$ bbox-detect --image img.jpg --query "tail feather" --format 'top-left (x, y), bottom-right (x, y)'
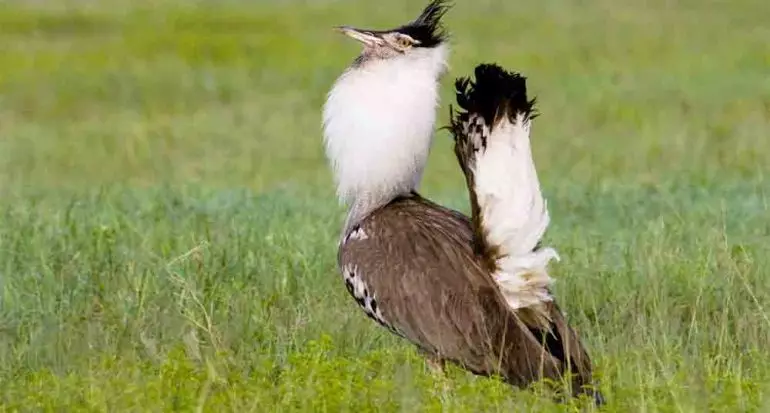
top-left (449, 64), bottom-right (556, 313)
top-left (449, 64), bottom-right (603, 404)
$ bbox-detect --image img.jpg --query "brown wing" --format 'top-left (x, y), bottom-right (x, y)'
top-left (338, 194), bottom-right (593, 391)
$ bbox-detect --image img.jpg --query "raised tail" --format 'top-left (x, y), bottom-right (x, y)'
top-left (449, 64), bottom-right (603, 403)
top-left (449, 64), bottom-right (557, 316)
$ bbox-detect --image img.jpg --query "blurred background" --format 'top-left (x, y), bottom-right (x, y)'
top-left (1, 0), bottom-right (769, 410)
top-left (1, 0), bottom-right (766, 195)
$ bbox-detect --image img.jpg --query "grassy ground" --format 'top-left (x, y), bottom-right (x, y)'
top-left (1, 0), bottom-right (769, 411)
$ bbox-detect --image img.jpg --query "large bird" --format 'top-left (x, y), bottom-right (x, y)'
top-left (322, 0), bottom-right (601, 402)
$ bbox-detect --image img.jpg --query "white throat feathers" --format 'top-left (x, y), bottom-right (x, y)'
top-left (323, 44), bottom-right (449, 226)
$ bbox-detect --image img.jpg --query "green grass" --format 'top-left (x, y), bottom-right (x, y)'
top-left (0, 0), bottom-right (769, 411)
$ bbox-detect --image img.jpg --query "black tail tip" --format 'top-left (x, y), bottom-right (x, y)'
top-left (452, 63), bottom-right (537, 127)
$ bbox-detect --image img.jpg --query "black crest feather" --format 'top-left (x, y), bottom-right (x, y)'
top-left (450, 63), bottom-right (538, 133)
top-left (399, 0), bottom-right (451, 48)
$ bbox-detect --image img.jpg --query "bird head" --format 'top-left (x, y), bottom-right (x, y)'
top-left (334, 0), bottom-right (450, 65)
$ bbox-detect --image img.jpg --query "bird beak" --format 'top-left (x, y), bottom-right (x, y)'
top-left (335, 26), bottom-right (385, 47)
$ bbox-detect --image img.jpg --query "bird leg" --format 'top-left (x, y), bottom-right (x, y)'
top-left (425, 355), bottom-right (446, 375)
top-left (420, 351), bottom-right (450, 397)
top-left (418, 349), bottom-right (445, 373)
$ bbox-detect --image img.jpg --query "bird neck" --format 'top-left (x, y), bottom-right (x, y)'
top-left (342, 193), bottom-right (390, 235)
top-left (322, 44), bottom-right (448, 232)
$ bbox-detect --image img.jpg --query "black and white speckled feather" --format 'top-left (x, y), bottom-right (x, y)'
top-left (341, 225), bottom-right (368, 246)
top-left (341, 263), bottom-right (404, 338)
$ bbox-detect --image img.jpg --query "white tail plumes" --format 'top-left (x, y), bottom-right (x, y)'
top-left (450, 64), bottom-right (557, 312)
top-left (474, 113), bottom-right (558, 310)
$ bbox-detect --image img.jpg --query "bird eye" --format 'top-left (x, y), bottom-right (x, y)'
top-left (397, 37), bottom-right (413, 48)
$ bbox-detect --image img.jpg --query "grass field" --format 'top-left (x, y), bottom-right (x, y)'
top-left (1, 0), bottom-right (769, 411)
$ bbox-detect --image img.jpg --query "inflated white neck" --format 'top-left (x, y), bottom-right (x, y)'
top-left (322, 44), bottom-right (448, 224)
